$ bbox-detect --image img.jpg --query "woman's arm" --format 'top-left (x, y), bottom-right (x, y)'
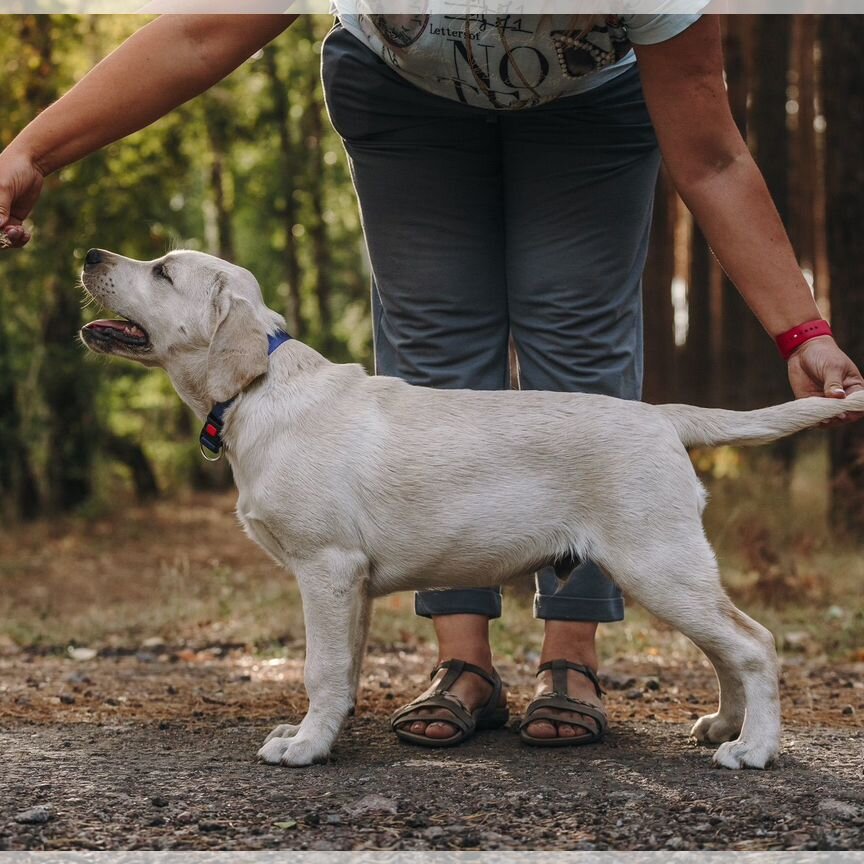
top-left (635, 15), bottom-right (863, 402)
top-left (0, 14), bottom-right (295, 244)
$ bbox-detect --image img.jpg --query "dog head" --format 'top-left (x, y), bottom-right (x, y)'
top-left (80, 249), bottom-right (286, 411)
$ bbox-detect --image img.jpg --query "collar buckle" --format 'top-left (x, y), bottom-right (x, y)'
top-left (199, 411), bottom-right (225, 462)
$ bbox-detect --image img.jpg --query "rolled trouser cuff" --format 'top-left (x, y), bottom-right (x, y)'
top-left (533, 593), bottom-right (625, 622)
top-left (414, 588), bottom-right (503, 620)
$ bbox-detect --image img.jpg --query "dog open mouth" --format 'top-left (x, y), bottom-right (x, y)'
top-left (81, 318), bottom-right (151, 351)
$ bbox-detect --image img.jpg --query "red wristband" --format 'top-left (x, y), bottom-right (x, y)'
top-left (775, 319), bottom-right (833, 361)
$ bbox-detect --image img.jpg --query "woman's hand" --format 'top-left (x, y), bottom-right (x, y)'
top-left (787, 336), bottom-right (864, 423)
top-left (0, 145), bottom-right (44, 249)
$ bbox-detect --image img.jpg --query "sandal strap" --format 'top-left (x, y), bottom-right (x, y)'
top-left (519, 694), bottom-right (609, 736)
top-left (391, 659), bottom-right (503, 734)
top-left (536, 659), bottom-right (605, 698)
top-left (391, 694), bottom-right (474, 734)
top-left (431, 658), bottom-right (499, 692)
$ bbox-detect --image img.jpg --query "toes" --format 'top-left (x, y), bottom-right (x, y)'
top-left (424, 721), bottom-right (459, 740)
top-left (408, 720), bottom-right (428, 735)
top-left (525, 720), bottom-right (558, 739)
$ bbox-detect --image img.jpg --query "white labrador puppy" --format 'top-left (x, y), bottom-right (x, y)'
top-left (79, 248), bottom-right (863, 770)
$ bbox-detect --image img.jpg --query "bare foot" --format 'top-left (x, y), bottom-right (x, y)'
top-left (522, 620), bottom-right (606, 741)
top-left (395, 614), bottom-right (505, 741)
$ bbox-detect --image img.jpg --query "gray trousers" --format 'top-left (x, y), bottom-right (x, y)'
top-left (322, 25), bottom-right (661, 623)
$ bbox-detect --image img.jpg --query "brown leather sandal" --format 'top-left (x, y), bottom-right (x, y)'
top-left (390, 659), bottom-right (509, 748)
top-left (519, 659), bottom-right (608, 747)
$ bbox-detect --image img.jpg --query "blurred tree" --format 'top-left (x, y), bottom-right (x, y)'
top-left (821, 15), bottom-right (864, 535)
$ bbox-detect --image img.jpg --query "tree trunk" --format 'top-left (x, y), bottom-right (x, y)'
top-left (715, 16), bottom-right (754, 409)
top-left (821, 15), bottom-right (864, 535)
top-left (103, 434), bottom-right (160, 501)
top-left (642, 167), bottom-right (677, 404)
top-left (746, 15), bottom-right (793, 412)
top-left (40, 276), bottom-right (98, 512)
top-left (0, 312), bottom-right (40, 520)
top-left (263, 45), bottom-right (304, 337)
top-left (26, 16), bottom-right (98, 513)
top-left (301, 20), bottom-right (335, 354)
top-left (202, 93), bottom-right (236, 262)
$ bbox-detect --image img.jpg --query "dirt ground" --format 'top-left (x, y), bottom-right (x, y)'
top-left (1, 492), bottom-right (863, 851)
top-left (1, 647), bottom-right (863, 851)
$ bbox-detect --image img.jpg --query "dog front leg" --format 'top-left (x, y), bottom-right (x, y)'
top-left (258, 550), bottom-right (369, 768)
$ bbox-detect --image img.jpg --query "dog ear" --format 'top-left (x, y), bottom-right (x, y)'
top-left (206, 278), bottom-right (269, 405)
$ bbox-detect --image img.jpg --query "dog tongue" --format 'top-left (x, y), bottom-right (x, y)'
top-left (89, 319), bottom-right (146, 338)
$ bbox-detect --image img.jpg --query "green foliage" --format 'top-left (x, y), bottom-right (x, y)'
top-left (0, 15), bottom-right (369, 517)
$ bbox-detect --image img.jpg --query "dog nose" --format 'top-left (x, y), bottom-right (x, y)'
top-left (85, 248), bottom-right (103, 268)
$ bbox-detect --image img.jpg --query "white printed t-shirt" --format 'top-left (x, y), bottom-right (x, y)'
top-left (333, 11), bottom-right (703, 110)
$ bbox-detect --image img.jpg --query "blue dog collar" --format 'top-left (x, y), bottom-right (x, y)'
top-left (199, 330), bottom-right (292, 461)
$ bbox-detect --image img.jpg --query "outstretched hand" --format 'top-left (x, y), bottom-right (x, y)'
top-left (0, 146), bottom-right (44, 250)
top-left (787, 335), bottom-right (864, 425)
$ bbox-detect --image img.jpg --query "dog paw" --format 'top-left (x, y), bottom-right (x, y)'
top-left (690, 713), bottom-right (742, 745)
top-left (258, 736), bottom-right (293, 765)
top-left (712, 738), bottom-right (777, 770)
top-left (264, 723), bottom-right (301, 743)
top-left (257, 735), bottom-right (329, 767)
top-left (278, 737), bottom-right (330, 767)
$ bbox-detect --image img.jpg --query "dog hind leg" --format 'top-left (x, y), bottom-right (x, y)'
top-left (596, 529), bottom-right (780, 769)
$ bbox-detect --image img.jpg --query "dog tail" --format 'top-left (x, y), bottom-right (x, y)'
top-left (657, 391), bottom-right (864, 448)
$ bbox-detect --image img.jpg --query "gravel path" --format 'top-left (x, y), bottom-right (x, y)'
top-left (1, 653), bottom-right (862, 851)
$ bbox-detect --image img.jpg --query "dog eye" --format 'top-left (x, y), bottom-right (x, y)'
top-left (153, 263), bottom-right (173, 284)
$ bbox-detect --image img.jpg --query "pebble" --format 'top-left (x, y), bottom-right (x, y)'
top-left (841, 705), bottom-right (855, 716)
top-left (626, 689), bottom-right (644, 700)
top-left (14, 806), bottom-right (52, 825)
top-left (151, 796), bottom-right (170, 808)
top-left (59, 694), bottom-right (76, 705)
top-left (344, 793), bottom-right (398, 817)
top-left (818, 799), bottom-right (860, 819)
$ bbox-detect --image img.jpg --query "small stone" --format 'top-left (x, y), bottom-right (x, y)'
top-left (626, 689), bottom-right (643, 700)
top-left (151, 796), bottom-right (170, 808)
top-left (818, 799), bottom-right (859, 819)
top-left (603, 674), bottom-right (637, 691)
top-left (841, 705), bottom-right (855, 716)
top-left (198, 821), bottom-right (227, 832)
top-left (644, 677), bottom-right (661, 691)
top-left (422, 826), bottom-right (445, 840)
top-left (14, 806), bottom-right (52, 825)
top-left (344, 793), bottom-right (398, 817)
top-left (59, 694), bottom-right (76, 705)
top-left (67, 646), bottom-right (97, 661)
top-left (324, 813), bottom-right (342, 825)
